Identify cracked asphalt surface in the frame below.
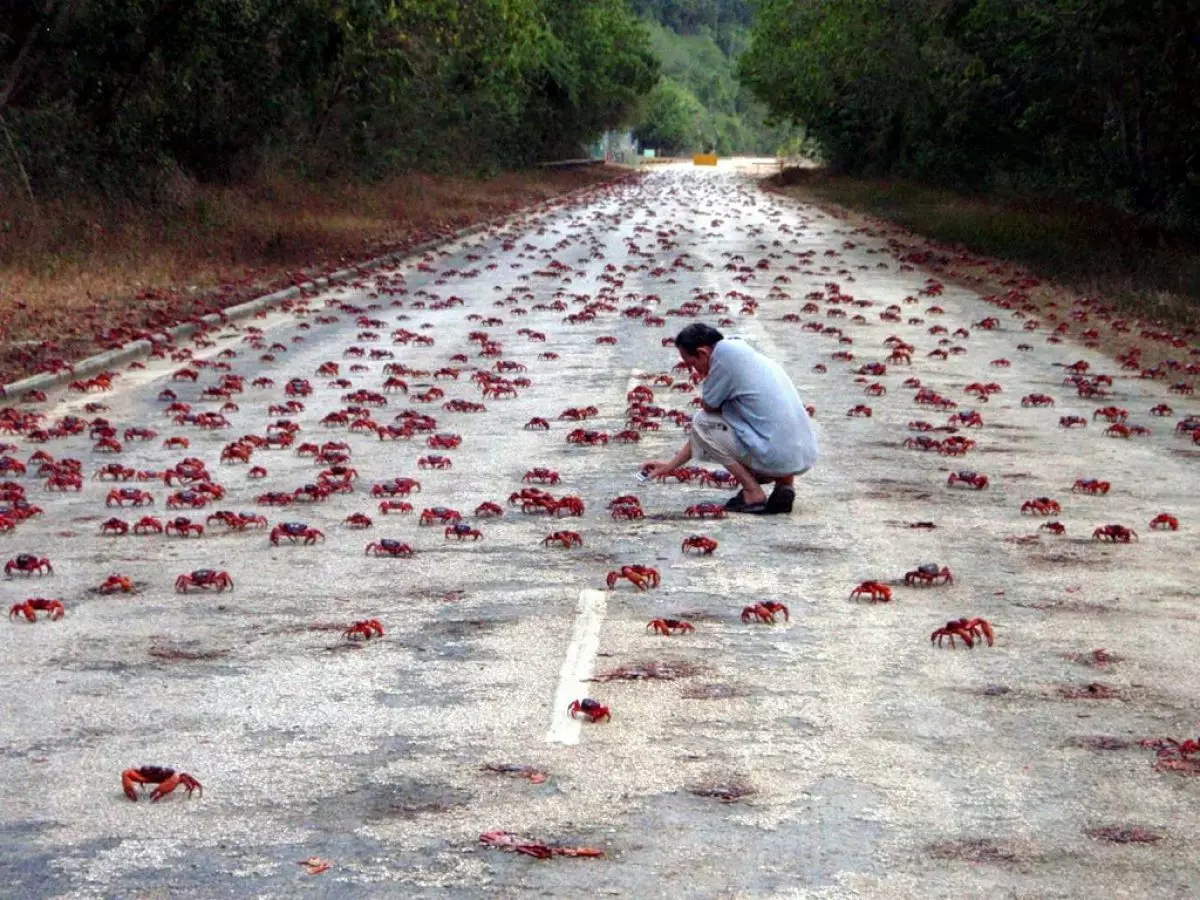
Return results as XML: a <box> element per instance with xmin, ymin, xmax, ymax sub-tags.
<box><xmin>3</xmin><ymin>164</ymin><xmax>1200</xmax><ymax>899</ymax></box>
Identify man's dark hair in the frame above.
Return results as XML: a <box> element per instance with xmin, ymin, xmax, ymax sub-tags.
<box><xmin>675</xmin><ymin>323</ymin><xmax>724</xmax><ymax>354</ymax></box>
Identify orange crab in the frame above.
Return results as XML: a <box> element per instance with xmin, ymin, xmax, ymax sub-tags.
<box><xmin>605</xmin><ymin>565</ymin><xmax>660</xmax><ymax>590</ymax></box>
<box><xmin>741</xmin><ymin>601</ymin><xmax>789</xmax><ymax>623</ymax></box>
<box><xmin>10</xmin><ymin>598</ymin><xmax>65</xmax><ymax>621</ymax></box>
<box><xmin>849</xmin><ymin>581</ymin><xmax>893</xmax><ymax>603</ymax></box>
<box><xmin>930</xmin><ymin>617</ymin><xmax>995</xmax><ymax>649</ymax></box>
<box><xmin>121</xmin><ymin>766</ymin><xmax>202</xmax><ymax>802</ymax></box>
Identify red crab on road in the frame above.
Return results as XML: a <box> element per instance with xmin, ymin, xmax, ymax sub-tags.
<box><xmin>1021</xmin><ymin>497</ymin><xmax>1062</xmax><ymax>516</ymax></box>
<box><xmin>132</xmin><ymin>516</ymin><xmax>163</xmax><ymax>534</ymax></box>
<box><xmin>742</xmin><ymin>601</ymin><xmax>789</xmax><ymax>623</ymax></box>
<box><xmin>344</xmin><ymin>513</ymin><xmax>373</xmax><ymax>529</ymax></box>
<box><xmin>931</xmin><ymin>617</ymin><xmax>995</xmax><ymax>648</ymax></box>
<box><xmin>685</xmin><ymin>503</ymin><xmax>726</xmax><ymax>519</ymax></box>
<box><xmin>5</xmin><ymin>554</ymin><xmax>52</xmax><ymax>576</ymax></box>
<box><xmin>10</xmin><ymin>598</ymin><xmax>65</xmax><ymax>621</ymax></box>
<box><xmin>1149</xmin><ymin>513</ymin><xmax>1179</xmax><ymax>531</ymax></box>
<box><xmin>524</xmin><ymin>417</ymin><xmax>550</xmax><ymax>430</ymax></box>
<box><xmin>106</xmin><ymin>488</ymin><xmax>154</xmax><ymax>507</ymax></box>
<box><xmin>905</xmin><ymin>564</ymin><xmax>954</xmax><ymax>586</ymax></box>
<box><xmin>365</xmin><ymin>540</ymin><xmax>415</xmax><ymax>558</ymax></box>
<box><xmin>1093</xmin><ymin>524</ymin><xmax>1137</xmax><ymax>543</ymax></box>
<box><xmin>646</xmin><ymin>618</ymin><xmax>695</xmax><ymax>635</ymax></box>
<box><xmin>947</xmin><ymin>471</ymin><xmax>989</xmax><ymax>490</ymax></box>
<box><xmin>122</xmin><ymin>766</ymin><xmax>202</xmax><ymax>802</ymax></box>
<box><xmin>847</xmin><ymin>405</ymin><xmax>873</xmax><ymax>418</ymax></box>
<box><xmin>606</xmin><ymin>565</ymin><xmax>660</xmax><ymax>590</ymax></box>
<box><xmin>523</xmin><ymin>468</ymin><xmax>561</xmax><ymax>485</ymax></box>
<box><xmin>418</xmin><ymin>455</ymin><xmax>452</xmax><ymax>470</ymax></box>
<box><xmin>445</xmin><ymin>523</ymin><xmax>483</xmax><ymax>541</ymax></box>
<box><xmin>1073</xmin><ymin>479</ymin><xmax>1111</xmax><ymax>495</ymax></box>
<box><xmin>543</xmin><ymin>531</ymin><xmax>583</xmax><ymax>549</ymax></box>
<box><xmin>419</xmin><ymin>507</ymin><xmax>461</xmax><ymax>526</ymax></box>
<box><xmin>270</xmin><ymin>522</ymin><xmax>324</xmax><ymax>545</ymax></box>
<box><xmin>1040</xmin><ymin>521</ymin><xmax>1067</xmax><ymax>535</ymax></box>
<box><xmin>98</xmin><ymin>574</ymin><xmax>136</xmax><ymax>594</ymax></box>
<box><xmin>475</xmin><ymin>502</ymin><xmax>503</xmax><ymax>518</ymax></box>
<box><xmin>1059</xmin><ymin>416</ymin><xmax>1088</xmax><ymax>428</ymax></box>
<box><xmin>100</xmin><ymin>518</ymin><xmax>129</xmax><ymax>536</ymax></box>
<box><xmin>567</xmin><ymin>698</ymin><xmax>610</xmax><ymax>723</ymax></box>
<box><xmin>174</xmin><ymin>569</ymin><xmax>233</xmax><ymax>592</ymax></box>
<box><xmin>681</xmin><ymin>535</ymin><xmax>718</xmax><ymax>555</ymax></box>
<box><xmin>165</xmin><ymin>517</ymin><xmax>204</xmax><ymax>537</ymax></box>
<box><xmin>1021</xmin><ymin>394</ymin><xmax>1055</xmax><ymax>407</ymax></box>
<box><xmin>849</xmin><ymin>581</ymin><xmax>893</xmax><ymax>603</ymax></box>
<box><xmin>345</xmin><ymin>618</ymin><xmax>385</xmax><ymax>640</ymax></box>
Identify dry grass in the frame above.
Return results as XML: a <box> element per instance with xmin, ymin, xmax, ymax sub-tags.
<box><xmin>0</xmin><ymin>166</ymin><xmax>628</xmax><ymax>384</ymax></box>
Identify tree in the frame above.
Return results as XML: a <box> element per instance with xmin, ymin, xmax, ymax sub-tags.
<box><xmin>633</xmin><ymin>79</ymin><xmax>704</xmax><ymax>153</ymax></box>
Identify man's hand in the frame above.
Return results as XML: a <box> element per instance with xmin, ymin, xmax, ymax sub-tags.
<box><xmin>642</xmin><ymin>460</ymin><xmax>675</xmax><ymax>480</ymax></box>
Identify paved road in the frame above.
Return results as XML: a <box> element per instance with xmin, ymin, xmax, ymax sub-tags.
<box><xmin>3</xmin><ymin>166</ymin><xmax>1199</xmax><ymax>899</ymax></box>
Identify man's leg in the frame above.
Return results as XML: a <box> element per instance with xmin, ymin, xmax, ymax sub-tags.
<box><xmin>690</xmin><ymin>411</ymin><xmax>768</xmax><ymax>508</ymax></box>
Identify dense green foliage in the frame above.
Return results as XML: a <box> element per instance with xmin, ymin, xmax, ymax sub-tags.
<box><xmin>0</xmin><ymin>0</ymin><xmax>657</xmax><ymax>195</ymax></box>
<box><xmin>741</xmin><ymin>0</ymin><xmax>1200</xmax><ymax>229</ymax></box>
<box><xmin>628</xmin><ymin>0</ymin><xmax>797</xmax><ymax>155</ymax></box>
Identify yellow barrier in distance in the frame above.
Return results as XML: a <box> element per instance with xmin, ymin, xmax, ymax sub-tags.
<box><xmin>693</xmin><ymin>154</ymin><xmax>718</xmax><ymax>166</ymax></box>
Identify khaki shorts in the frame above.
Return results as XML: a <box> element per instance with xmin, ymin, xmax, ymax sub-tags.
<box><xmin>690</xmin><ymin>409</ymin><xmax>751</xmax><ymax>468</ymax></box>
<box><xmin>690</xmin><ymin>409</ymin><xmax>812</xmax><ymax>478</ymax></box>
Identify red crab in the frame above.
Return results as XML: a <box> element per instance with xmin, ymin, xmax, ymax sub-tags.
<box><xmin>5</xmin><ymin>554</ymin><xmax>52</xmax><ymax>576</ymax></box>
<box><xmin>543</xmin><ymin>530</ymin><xmax>583</xmax><ymax>548</ymax></box>
<box><xmin>10</xmin><ymin>598</ymin><xmax>65</xmax><ymax>621</ymax></box>
<box><xmin>742</xmin><ymin>601</ymin><xmax>789</xmax><ymax>623</ymax></box>
<box><xmin>122</xmin><ymin>766</ymin><xmax>202</xmax><ymax>802</ymax></box>
<box><xmin>174</xmin><ymin>569</ymin><xmax>233</xmax><ymax>592</ymax></box>
<box><xmin>1059</xmin><ymin>416</ymin><xmax>1088</xmax><ymax>428</ymax></box>
<box><xmin>419</xmin><ymin>507</ymin><xmax>461</xmax><ymax>526</ymax></box>
<box><xmin>100</xmin><ymin>517</ymin><xmax>129</xmax><ymax>536</ymax></box>
<box><xmin>475</xmin><ymin>502</ymin><xmax>503</xmax><ymax>518</ymax></box>
<box><xmin>567</xmin><ymin>698</ymin><xmax>610</xmax><ymax>723</ymax></box>
<box><xmin>524</xmin><ymin>417</ymin><xmax>550</xmax><ymax>430</ymax></box>
<box><xmin>947</xmin><ymin>471</ymin><xmax>988</xmax><ymax>490</ymax></box>
<box><xmin>930</xmin><ymin>617</ymin><xmax>995</xmax><ymax>648</ymax></box>
<box><xmin>1021</xmin><ymin>497</ymin><xmax>1062</xmax><ymax>516</ymax></box>
<box><xmin>1149</xmin><ymin>513</ymin><xmax>1179</xmax><ymax>531</ymax></box>
<box><xmin>605</xmin><ymin>565</ymin><xmax>660</xmax><ymax>590</ymax></box>
<box><xmin>1072</xmin><ymin>478</ymin><xmax>1110</xmax><ymax>495</ymax></box>
<box><xmin>849</xmin><ymin>581</ymin><xmax>893</xmax><ymax>603</ymax></box>
<box><xmin>1021</xmin><ymin>394</ymin><xmax>1055</xmax><ymax>407</ymax></box>
<box><xmin>646</xmin><ymin>618</ymin><xmax>695</xmax><ymax>635</ymax></box>
<box><xmin>131</xmin><ymin>516</ymin><xmax>163</xmax><ymax>534</ymax></box>
<box><xmin>165</xmin><ymin>517</ymin><xmax>204</xmax><ymax>537</ymax></box>
<box><xmin>98</xmin><ymin>574</ymin><xmax>136</xmax><ymax>594</ymax></box>
<box><xmin>681</xmin><ymin>535</ymin><xmax>718</xmax><ymax>555</ymax></box>
<box><xmin>445</xmin><ymin>523</ymin><xmax>483</xmax><ymax>541</ymax></box>
<box><xmin>523</xmin><ymin>467</ymin><xmax>561</xmax><ymax>485</ymax></box>
<box><xmin>1093</xmin><ymin>524</ymin><xmax>1137</xmax><ymax>543</ymax></box>
<box><xmin>378</xmin><ymin>500</ymin><xmax>413</xmax><ymax>515</ymax></box>
<box><xmin>684</xmin><ymin>503</ymin><xmax>726</xmax><ymax>519</ymax></box>
<box><xmin>270</xmin><ymin>522</ymin><xmax>324</xmax><ymax>545</ymax></box>
<box><xmin>427</xmin><ymin>433</ymin><xmax>462</xmax><ymax>450</ymax></box>
<box><xmin>345</xmin><ymin>618</ymin><xmax>385</xmax><ymax>640</ymax></box>
<box><xmin>344</xmin><ymin>513</ymin><xmax>373</xmax><ymax>529</ymax></box>
<box><xmin>1040</xmin><ymin>521</ymin><xmax>1067</xmax><ymax>535</ymax></box>
<box><xmin>365</xmin><ymin>539</ymin><xmax>415</xmax><ymax>557</ymax></box>
<box><xmin>106</xmin><ymin>488</ymin><xmax>154</xmax><ymax>507</ymax></box>
<box><xmin>904</xmin><ymin>564</ymin><xmax>954</xmax><ymax>587</ymax></box>
<box><xmin>418</xmin><ymin>455</ymin><xmax>452</xmax><ymax>470</ymax></box>
<box><xmin>847</xmin><ymin>405</ymin><xmax>873</xmax><ymax>418</ymax></box>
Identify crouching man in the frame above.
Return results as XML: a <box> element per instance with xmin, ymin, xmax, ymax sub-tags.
<box><xmin>644</xmin><ymin>323</ymin><xmax>818</xmax><ymax>515</ymax></box>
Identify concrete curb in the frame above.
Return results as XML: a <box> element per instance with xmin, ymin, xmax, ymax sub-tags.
<box><xmin>3</xmin><ymin>170</ymin><xmax>642</xmax><ymax>401</ymax></box>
